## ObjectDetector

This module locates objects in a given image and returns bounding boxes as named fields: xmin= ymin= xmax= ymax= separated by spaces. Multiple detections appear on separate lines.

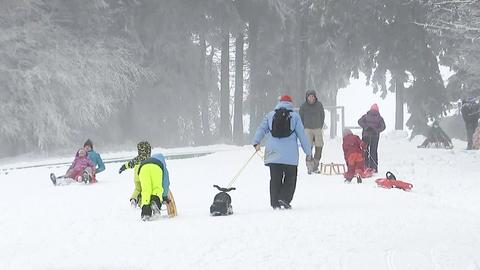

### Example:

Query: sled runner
xmin=165 ymin=190 xmax=177 ymax=218
xmin=375 ymin=171 xmax=413 ymax=191
xmin=319 ymin=163 xmax=346 ymax=175
xmin=210 ymin=185 xmax=235 ymax=216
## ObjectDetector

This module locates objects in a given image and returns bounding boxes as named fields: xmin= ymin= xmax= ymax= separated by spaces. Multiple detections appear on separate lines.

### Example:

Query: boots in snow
xmin=278 ymin=200 xmax=292 ymax=209
xmin=50 ymin=173 xmax=57 ymax=186
xmin=82 ymin=171 xmax=91 ymax=184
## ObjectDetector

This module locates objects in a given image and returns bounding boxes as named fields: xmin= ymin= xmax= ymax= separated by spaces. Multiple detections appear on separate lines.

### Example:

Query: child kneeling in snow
xmin=50 ymin=148 xmax=96 ymax=185
xmin=342 ymin=128 xmax=366 ymax=183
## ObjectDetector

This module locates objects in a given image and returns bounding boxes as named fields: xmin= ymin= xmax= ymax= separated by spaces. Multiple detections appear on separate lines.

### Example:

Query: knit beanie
xmin=279 ymin=95 xmax=293 ymax=102
xmin=84 ymin=139 xmax=93 ymax=149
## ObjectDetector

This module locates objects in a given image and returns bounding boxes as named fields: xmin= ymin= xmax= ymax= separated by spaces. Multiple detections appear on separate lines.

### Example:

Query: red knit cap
xmin=370 ymin=103 xmax=379 ymax=112
xmin=279 ymin=95 xmax=293 ymax=102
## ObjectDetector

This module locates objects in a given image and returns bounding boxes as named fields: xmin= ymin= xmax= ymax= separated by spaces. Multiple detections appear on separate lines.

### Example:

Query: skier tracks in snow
xmin=385 ymin=249 xmax=398 ymax=270
xmin=0 ymin=150 xmax=216 ymax=174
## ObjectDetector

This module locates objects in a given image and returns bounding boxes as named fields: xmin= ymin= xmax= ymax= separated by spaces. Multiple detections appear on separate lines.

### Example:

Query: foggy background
xmin=1 ymin=0 xmax=478 ymax=158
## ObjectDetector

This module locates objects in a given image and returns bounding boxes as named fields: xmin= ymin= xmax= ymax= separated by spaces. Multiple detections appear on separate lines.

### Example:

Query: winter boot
xmin=313 ymin=159 xmax=320 ymax=173
xmin=278 ymin=200 xmax=292 ymax=209
xmin=356 ymin=175 xmax=362 ymax=184
xmin=50 ymin=173 xmax=57 ymax=186
xmin=82 ymin=171 xmax=91 ymax=184
xmin=151 ymin=195 xmax=162 ymax=216
xmin=141 ymin=204 xmax=152 ymax=221
xmin=313 ymin=147 xmax=322 ymax=171
xmin=344 ymin=178 xmax=352 ymax=184
xmin=306 ymin=159 xmax=315 ymax=174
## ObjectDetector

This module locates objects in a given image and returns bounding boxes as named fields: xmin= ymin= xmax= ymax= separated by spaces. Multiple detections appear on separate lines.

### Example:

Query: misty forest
xmin=1 ymin=0 xmax=478 ymax=157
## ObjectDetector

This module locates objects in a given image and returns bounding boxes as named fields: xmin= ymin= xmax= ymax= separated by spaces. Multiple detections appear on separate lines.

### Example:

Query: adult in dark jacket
xmin=358 ymin=104 xmax=386 ymax=173
xmin=460 ymin=98 xmax=480 ymax=150
xmin=299 ymin=90 xmax=325 ymax=173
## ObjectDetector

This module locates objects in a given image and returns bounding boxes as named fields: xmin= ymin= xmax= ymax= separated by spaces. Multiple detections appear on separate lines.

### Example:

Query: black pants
xmin=466 ymin=125 xmax=476 ymax=150
xmin=269 ymin=164 xmax=298 ymax=208
xmin=362 ymin=135 xmax=379 ymax=172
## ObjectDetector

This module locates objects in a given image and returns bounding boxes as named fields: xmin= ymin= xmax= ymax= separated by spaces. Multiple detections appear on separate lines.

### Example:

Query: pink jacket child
xmin=66 ymin=148 xmax=96 ymax=182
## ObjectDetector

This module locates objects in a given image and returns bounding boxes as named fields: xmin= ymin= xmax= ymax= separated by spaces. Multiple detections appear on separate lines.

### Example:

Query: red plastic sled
xmin=375 ymin=172 xmax=413 ymax=191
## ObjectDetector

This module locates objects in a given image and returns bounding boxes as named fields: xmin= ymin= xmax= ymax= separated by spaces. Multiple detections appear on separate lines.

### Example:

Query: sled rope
xmin=226 ymin=151 xmax=258 ymax=188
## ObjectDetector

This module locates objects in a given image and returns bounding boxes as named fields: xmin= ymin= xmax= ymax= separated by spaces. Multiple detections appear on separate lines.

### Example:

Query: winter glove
xmin=254 ymin=144 xmax=261 ymax=152
xmin=306 ymin=155 xmax=313 ymax=162
xmin=162 ymin=196 xmax=171 ymax=204
xmin=360 ymin=141 xmax=367 ymax=150
xmin=141 ymin=204 xmax=152 ymax=219
xmin=119 ymin=164 xmax=127 ymax=174
xmin=130 ymin=198 xmax=138 ymax=208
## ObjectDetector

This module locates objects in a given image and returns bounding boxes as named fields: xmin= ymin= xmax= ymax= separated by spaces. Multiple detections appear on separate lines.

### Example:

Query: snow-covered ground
xmin=1 ymin=131 xmax=479 ymax=270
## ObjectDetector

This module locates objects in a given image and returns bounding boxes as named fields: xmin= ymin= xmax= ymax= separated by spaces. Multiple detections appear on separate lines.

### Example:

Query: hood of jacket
xmin=305 ymin=90 xmax=317 ymax=103
xmin=274 ymin=101 xmax=295 ymax=110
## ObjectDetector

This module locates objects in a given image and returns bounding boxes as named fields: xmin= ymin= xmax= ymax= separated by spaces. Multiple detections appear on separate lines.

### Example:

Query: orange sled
xmin=375 ymin=172 xmax=413 ymax=191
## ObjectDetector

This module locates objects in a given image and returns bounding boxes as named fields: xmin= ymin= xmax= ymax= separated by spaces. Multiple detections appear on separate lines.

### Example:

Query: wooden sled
xmin=319 ymin=163 xmax=346 ymax=175
xmin=165 ymin=190 xmax=177 ymax=218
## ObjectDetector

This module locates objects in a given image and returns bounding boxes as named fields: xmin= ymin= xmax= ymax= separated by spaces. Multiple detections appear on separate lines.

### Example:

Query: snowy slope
xmin=1 ymin=132 xmax=479 ymax=270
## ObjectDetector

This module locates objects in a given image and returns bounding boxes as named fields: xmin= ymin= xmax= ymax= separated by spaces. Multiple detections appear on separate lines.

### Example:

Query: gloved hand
xmin=130 ymin=198 xmax=138 ymax=208
xmin=162 ymin=196 xmax=171 ymax=204
xmin=119 ymin=164 xmax=127 ymax=174
xmin=306 ymin=155 xmax=313 ymax=162
xmin=253 ymin=144 xmax=261 ymax=152
xmin=141 ymin=204 xmax=152 ymax=219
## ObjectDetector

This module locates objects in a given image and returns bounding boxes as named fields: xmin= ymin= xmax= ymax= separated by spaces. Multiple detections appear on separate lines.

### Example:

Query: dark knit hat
xmin=84 ymin=139 xmax=93 ymax=149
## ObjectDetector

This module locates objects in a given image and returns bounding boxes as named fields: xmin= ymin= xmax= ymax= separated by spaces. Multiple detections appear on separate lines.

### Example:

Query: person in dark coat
xmin=299 ymin=90 xmax=325 ymax=173
xmin=358 ymin=104 xmax=386 ymax=173
xmin=461 ymin=98 xmax=480 ymax=150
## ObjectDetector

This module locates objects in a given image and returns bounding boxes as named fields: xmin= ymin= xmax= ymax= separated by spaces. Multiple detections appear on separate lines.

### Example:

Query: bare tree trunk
xmin=297 ymin=0 xmax=309 ymax=100
xmin=207 ymin=46 xmax=217 ymax=139
xmin=220 ymin=32 xmax=231 ymax=141
xmin=233 ymin=32 xmax=244 ymax=144
xmin=199 ymin=34 xmax=210 ymax=143
xmin=248 ymin=19 xmax=259 ymax=136
xmin=395 ymin=77 xmax=404 ymax=130
xmin=329 ymin=89 xmax=338 ymax=139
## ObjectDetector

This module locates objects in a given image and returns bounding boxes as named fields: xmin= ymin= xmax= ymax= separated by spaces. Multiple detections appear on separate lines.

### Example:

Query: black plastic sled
xmin=210 ymin=185 xmax=235 ymax=216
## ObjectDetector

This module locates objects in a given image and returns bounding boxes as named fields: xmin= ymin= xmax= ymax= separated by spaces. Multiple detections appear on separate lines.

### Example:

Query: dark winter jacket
xmin=461 ymin=102 xmax=480 ymax=129
xmin=358 ymin=110 xmax=386 ymax=137
xmin=299 ymin=90 xmax=325 ymax=129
